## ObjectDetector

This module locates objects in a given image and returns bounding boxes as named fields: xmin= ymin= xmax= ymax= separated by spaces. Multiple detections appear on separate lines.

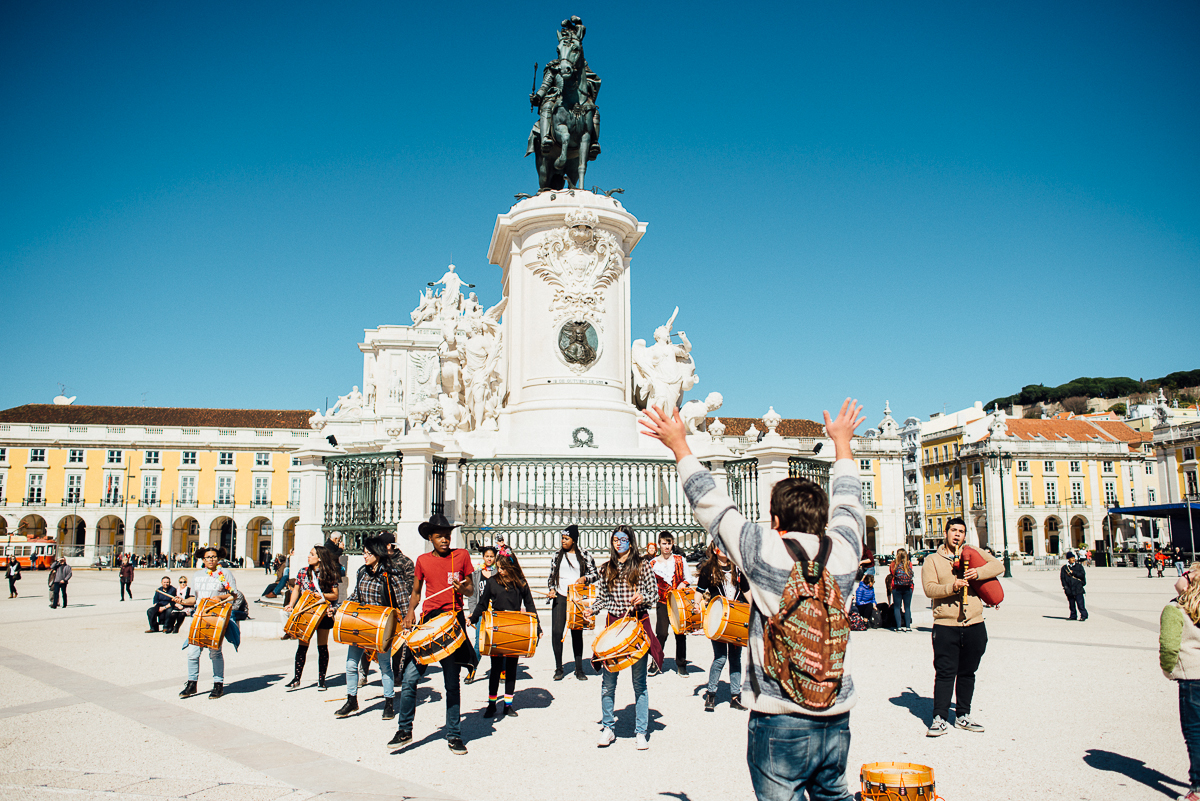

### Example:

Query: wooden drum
xmin=188 ymin=597 xmax=232 ymax=650
xmin=283 ymin=591 xmax=330 ymax=644
xmin=860 ymin=762 xmax=940 ymax=800
xmin=566 ymin=583 xmax=596 ymax=630
xmin=592 ymin=616 xmax=649 ymax=672
xmin=704 ymin=596 xmax=750 ymax=648
xmin=667 ymin=588 xmax=703 ymax=635
xmin=332 ymin=601 xmax=396 ymax=654
xmin=404 ymin=612 xmax=465 ymax=665
xmin=480 ymin=609 xmax=539 ymax=658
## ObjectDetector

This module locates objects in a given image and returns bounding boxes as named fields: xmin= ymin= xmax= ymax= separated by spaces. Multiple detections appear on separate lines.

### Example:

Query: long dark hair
xmin=494 ymin=552 xmax=528 ymax=591
xmin=696 ymin=541 xmax=734 ymax=588
xmin=601 ymin=525 xmax=643 ymax=592
xmin=313 ymin=545 xmax=340 ymax=593
xmin=550 ymin=531 xmax=587 ymax=588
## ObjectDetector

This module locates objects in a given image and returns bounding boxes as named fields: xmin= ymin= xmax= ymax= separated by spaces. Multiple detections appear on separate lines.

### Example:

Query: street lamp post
xmin=989 ymin=448 xmax=1013 ymax=578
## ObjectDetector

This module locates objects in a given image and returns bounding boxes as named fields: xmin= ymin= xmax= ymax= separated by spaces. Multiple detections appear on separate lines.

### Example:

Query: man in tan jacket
xmin=921 ymin=516 xmax=1003 ymax=737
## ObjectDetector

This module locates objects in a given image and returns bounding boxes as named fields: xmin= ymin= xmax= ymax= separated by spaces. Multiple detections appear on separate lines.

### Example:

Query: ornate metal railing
xmin=788 ymin=456 xmax=831 ymax=493
xmin=725 ymin=458 xmax=760 ymax=521
xmin=431 ymin=457 xmax=447 ymax=516
xmin=323 ymin=451 xmax=403 ymax=553
xmin=459 ymin=457 xmax=705 ymax=554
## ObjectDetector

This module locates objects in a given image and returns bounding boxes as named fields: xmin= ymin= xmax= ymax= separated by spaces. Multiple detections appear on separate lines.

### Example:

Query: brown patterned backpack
xmin=762 ymin=536 xmax=850 ymax=710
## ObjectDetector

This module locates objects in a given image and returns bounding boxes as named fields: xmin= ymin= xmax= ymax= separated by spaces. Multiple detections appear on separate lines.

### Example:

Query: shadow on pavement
xmin=1083 ymin=749 xmax=1185 ymax=797
xmin=224 ymin=673 xmax=284 ymax=694
xmin=612 ymin=703 xmax=664 ymax=735
xmin=659 ymin=793 xmax=696 ymax=801
xmin=888 ymin=687 xmax=930 ymax=722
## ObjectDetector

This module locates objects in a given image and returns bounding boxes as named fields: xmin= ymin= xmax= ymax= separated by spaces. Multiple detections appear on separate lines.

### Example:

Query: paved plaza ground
xmin=0 ymin=561 xmax=1188 ymax=800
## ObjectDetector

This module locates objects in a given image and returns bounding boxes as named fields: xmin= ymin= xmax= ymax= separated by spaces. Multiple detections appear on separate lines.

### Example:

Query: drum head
xmin=667 ymin=592 xmax=683 ymax=628
xmin=594 ymin=617 xmax=637 ymax=653
xmin=704 ymin=597 xmax=727 ymax=639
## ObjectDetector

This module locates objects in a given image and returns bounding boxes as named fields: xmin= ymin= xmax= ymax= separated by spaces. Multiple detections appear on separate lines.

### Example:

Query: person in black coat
xmin=146 ymin=576 xmax=177 ymax=632
xmin=1060 ymin=552 xmax=1087 ymax=621
xmin=469 ymin=550 xmax=541 ymax=719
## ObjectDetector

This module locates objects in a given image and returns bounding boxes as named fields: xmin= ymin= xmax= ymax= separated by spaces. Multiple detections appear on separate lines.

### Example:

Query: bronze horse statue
xmin=526 ymin=18 xmax=601 ymax=191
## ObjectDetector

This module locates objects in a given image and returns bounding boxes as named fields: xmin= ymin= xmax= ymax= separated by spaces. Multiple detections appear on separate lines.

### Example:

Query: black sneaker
xmin=382 ymin=698 xmax=395 ymax=720
xmin=208 ymin=683 xmax=224 ymax=699
xmin=574 ymin=667 xmax=588 ymax=681
xmin=335 ymin=697 xmax=360 ymax=718
xmin=730 ymin=695 xmax=747 ymax=711
xmin=704 ymin=691 xmax=715 ymax=712
xmin=553 ymin=668 xmax=564 ymax=681
xmin=179 ymin=680 xmax=198 ymax=698
xmin=389 ymin=729 xmax=412 ymax=747
xmin=504 ymin=704 xmax=518 ymax=718
xmin=484 ymin=701 xmax=496 ymax=717
xmin=447 ymin=737 xmax=467 ymax=755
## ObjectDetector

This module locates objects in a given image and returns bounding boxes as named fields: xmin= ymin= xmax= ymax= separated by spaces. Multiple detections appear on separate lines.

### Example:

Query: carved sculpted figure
xmin=631 ymin=307 xmax=698 ymax=412
xmin=526 ymin=16 xmax=602 ymax=190
xmin=680 ymin=391 xmax=724 ymax=434
xmin=433 ymin=264 xmax=465 ymax=319
xmin=327 ymin=386 xmax=365 ymax=421
xmin=461 ymin=298 xmax=508 ymax=431
xmin=411 ymin=288 xmax=437 ymax=326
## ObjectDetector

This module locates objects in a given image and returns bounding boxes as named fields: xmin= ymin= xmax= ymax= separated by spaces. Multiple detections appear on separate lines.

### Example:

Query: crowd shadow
xmin=225 ymin=673 xmax=284 ymax=695
xmin=611 ymin=702 xmax=665 ymax=736
xmin=888 ymin=687 xmax=930 ymax=722
xmin=1083 ymin=749 xmax=1185 ymax=797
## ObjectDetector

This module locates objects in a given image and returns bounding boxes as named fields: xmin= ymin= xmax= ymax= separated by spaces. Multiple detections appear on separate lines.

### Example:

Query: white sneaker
xmin=635 ymin=733 xmax=649 ymax=750
xmin=955 ymin=714 xmax=985 ymax=733
xmin=926 ymin=716 xmax=948 ymax=737
xmin=597 ymin=727 xmax=615 ymax=747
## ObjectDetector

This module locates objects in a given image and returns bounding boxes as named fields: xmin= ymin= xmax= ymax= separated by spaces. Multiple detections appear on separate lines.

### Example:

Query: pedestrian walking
xmin=119 ymin=555 xmax=134 ymax=601
xmin=547 ymin=528 xmax=598 ymax=682
xmin=1180 ymin=547 xmax=1188 ymax=578
xmin=49 ymin=557 xmax=73 ymax=608
xmin=1060 ymin=552 xmax=1088 ymax=621
xmin=921 ymin=516 xmax=1003 ymax=737
xmin=6 ymin=559 xmax=21 ymax=598
xmin=1150 ymin=549 xmax=1158 ymax=578
xmin=890 ymin=548 xmax=916 ymax=631
xmin=1160 ymin=563 xmax=1200 ymax=801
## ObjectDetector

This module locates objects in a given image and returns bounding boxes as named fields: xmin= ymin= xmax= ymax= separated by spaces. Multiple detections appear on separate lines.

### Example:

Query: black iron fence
xmin=323 ymin=451 xmax=403 ymax=553
xmin=431 ymin=456 xmax=447 ymax=516
xmin=788 ymin=456 xmax=831 ymax=492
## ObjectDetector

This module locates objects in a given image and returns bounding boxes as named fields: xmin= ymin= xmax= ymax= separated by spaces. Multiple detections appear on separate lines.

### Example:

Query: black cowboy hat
xmin=418 ymin=513 xmax=462 ymax=540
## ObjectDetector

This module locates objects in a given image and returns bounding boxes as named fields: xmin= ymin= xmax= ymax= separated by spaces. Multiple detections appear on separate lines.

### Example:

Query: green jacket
xmin=1160 ymin=601 xmax=1200 ymax=680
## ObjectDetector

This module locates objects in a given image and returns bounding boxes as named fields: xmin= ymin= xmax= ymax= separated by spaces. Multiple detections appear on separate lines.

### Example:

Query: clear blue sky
xmin=3 ymin=1 xmax=1198 ymax=424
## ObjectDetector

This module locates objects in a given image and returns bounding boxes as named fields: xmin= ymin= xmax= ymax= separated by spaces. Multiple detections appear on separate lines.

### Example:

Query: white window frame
xmin=30 ymin=448 xmax=47 ymax=463
xmin=935 ymin=494 xmax=942 ymax=509
xmin=1017 ymin=460 xmax=1029 ymax=473
xmin=1069 ymin=460 xmax=1081 ymax=473
xmin=1104 ymin=480 xmax=1117 ymax=506
xmin=1043 ymin=460 xmax=1055 ymax=473
xmin=253 ymin=475 xmax=270 ymax=505
xmin=144 ymin=450 xmax=160 ymax=465
xmin=106 ymin=449 xmax=122 ymax=465
xmin=973 ymin=483 xmax=983 ymax=507
xmin=68 ymin=449 xmax=85 ymax=464
xmin=1102 ymin=461 xmax=1114 ymax=473
xmin=181 ymin=451 xmax=198 ymax=466
xmin=1070 ymin=481 xmax=1083 ymax=505
xmin=255 ymin=452 xmax=271 ymax=467
xmin=142 ymin=474 xmax=159 ymax=504
xmin=218 ymin=451 xmax=234 ymax=466
xmin=289 ymin=476 xmax=301 ymax=506
xmin=1146 ymin=461 xmax=1154 ymax=475
xmin=179 ymin=475 xmax=197 ymax=504
xmin=103 ymin=473 xmax=122 ymax=504
xmin=925 ymin=495 xmax=931 ymax=510
xmin=1149 ymin=488 xmax=1157 ymax=503
xmin=216 ymin=475 xmax=234 ymax=504
xmin=26 ymin=473 xmax=45 ymax=503
xmin=1185 ymin=446 xmax=1196 ymax=462
xmin=1045 ymin=480 xmax=1058 ymax=505
xmin=1018 ymin=480 xmax=1031 ymax=505
xmin=65 ymin=473 xmax=83 ymax=504
xmin=861 ymin=479 xmax=874 ymax=507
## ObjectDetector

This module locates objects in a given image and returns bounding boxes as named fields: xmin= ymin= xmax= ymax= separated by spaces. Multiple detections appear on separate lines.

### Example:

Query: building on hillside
xmin=0 ymin=403 xmax=315 ymax=566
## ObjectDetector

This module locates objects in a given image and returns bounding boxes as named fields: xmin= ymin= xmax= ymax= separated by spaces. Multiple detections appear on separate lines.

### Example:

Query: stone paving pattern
xmin=0 ymin=563 xmax=1187 ymax=800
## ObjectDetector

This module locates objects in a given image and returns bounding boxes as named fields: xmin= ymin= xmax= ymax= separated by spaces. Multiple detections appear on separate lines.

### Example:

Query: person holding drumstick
xmin=694 ymin=542 xmax=749 ymax=712
xmin=392 ymin=514 xmax=475 ymax=756
xmin=650 ymin=531 xmax=690 ymax=676
xmin=587 ymin=526 xmax=658 ymax=751
xmin=469 ymin=547 xmax=541 ymax=719
xmin=283 ymin=546 xmax=341 ymax=691
xmin=179 ymin=546 xmax=239 ymax=700
xmin=335 ymin=537 xmax=407 ymax=720
xmin=548 ymin=524 xmax=598 ymax=682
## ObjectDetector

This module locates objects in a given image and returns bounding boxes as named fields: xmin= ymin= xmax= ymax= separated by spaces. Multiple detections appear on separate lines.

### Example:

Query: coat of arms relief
xmin=528 ymin=208 xmax=625 ymax=333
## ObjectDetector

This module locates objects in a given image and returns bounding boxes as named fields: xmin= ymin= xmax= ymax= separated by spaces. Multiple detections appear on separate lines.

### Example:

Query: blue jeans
xmin=708 ymin=640 xmax=742 ymax=696
xmin=747 ymin=710 xmax=852 ymax=801
xmin=346 ymin=645 xmax=393 ymax=698
xmin=892 ymin=587 xmax=913 ymax=628
xmin=396 ymin=654 xmax=462 ymax=740
xmin=1181 ymin=680 xmax=1200 ymax=790
xmin=601 ymin=653 xmax=649 ymax=735
xmin=186 ymin=644 xmax=224 ymax=683
xmin=1178 ymin=561 xmax=1187 ymax=577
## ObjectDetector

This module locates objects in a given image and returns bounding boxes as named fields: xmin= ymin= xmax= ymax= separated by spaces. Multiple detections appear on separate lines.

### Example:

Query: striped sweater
xmin=680 ymin=455 xmax=864 ymax=716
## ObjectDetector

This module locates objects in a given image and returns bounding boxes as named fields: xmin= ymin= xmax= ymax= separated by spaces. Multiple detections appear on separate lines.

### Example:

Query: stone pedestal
xmin=487 ymin=190 xmax=647 ymax=456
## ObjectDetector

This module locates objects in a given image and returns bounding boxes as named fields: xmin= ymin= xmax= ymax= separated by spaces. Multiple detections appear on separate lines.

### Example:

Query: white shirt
xmin=192 ymin=568 xmax=238 ymax=601
xmin=555 ymin=552 xmax=582 ymax=596
xmin=651 ymin=555 xmax=680 ymax=586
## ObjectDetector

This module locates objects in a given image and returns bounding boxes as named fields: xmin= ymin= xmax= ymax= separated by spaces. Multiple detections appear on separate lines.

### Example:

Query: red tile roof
xmin=706 ymin=417 xmax=825 ymax=437
xmin=1001 ymin=418 xmax=1144 ymax=450
xmin=0 ymin=405 xmax=314 ymax=430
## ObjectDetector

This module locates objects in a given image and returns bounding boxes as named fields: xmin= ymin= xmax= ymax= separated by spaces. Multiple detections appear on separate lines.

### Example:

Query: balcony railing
xmin=250 ymin=499 xmax=272 ymax=508
xmin=176 ymin=499 xmax=198 ymax=508
xmin=138 ymin=499 xmax=161 ymax=507
xmin=100 ymin=497 xmax=124 ymax=507
xmin=213 ymin=499 xmax=234 ymax=508
xmin=287 ymin=500 xmax=300 ymax=510
xmin=23 ymin=496 xmax=45 ymax=507
xmin=61 ymin=498 xmax=83 ymax=506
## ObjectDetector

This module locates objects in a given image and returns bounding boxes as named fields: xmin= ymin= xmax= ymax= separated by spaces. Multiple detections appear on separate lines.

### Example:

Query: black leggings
xmin=932 ymin=622 xmax=988 ymax=720
xmin=488 ymin=655 xmax=518 ymax=701
xmin=550 ymin=596 xmax=585 ymax=670
xmin=654 ymin=601 xmax=687 ymax=664
xmin=120 ymin=580 xmax=132 ymax=600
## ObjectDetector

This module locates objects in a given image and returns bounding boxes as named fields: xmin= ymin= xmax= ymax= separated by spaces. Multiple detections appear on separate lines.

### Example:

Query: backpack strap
xmin=778 ymin=536 xmax=835 ymax=619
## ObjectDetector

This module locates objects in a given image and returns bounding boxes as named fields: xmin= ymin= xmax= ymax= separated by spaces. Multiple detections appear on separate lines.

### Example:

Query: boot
xmin=335 ymin=697 xmax=359 ymax=718
xmin=316 ymin=645 xmax=329 ymax=691
xmin=504 ymin=703 xmax=519 ymax=718
xmin=484 ymin=701 xmax=496 ymax=717
xmin=208 ymin=683 xmax=224 ymax=699
xmin=730 ymin=694 xmax=747 ymax=711
xmin=286 ymin=646 xmax=307 ymax=689
xmin=179 ymin=680 xmax=198 ymax=698
xmin=574 ymin=662 xmax=588 ymax=681
xmin=382 ymin=698 xmax=396 ymax=720
xmin=704 ymin=691 xmax=715 ymax=712
xmin=677 ymin=660 xmax=688 ymax=676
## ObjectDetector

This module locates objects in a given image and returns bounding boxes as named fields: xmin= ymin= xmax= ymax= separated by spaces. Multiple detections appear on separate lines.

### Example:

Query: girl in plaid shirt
xmin=588 ymin=526 xmax=658 ymax=750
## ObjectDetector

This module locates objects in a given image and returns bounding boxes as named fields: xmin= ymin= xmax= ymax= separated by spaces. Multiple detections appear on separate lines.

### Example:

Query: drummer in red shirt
xmin=391 ymin=514 xmax=476 ymax=756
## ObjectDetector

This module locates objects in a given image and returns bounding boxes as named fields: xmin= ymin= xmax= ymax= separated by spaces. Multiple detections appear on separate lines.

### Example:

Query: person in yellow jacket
xmin=1161 ymin=563 xmax=1200 ymax=801
xmin=921 ymin=516 xmax=1003 ymax=738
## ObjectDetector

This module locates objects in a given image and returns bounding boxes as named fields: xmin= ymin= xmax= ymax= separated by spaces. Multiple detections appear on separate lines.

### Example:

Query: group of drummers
xmin=177 ymin=513 xmax=751 ymax=755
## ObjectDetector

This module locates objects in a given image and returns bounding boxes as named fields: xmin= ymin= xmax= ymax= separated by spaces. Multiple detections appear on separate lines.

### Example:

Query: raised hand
xmin=639 ymin=405 xmax=691 ymax=460
xmin=823 ymin=398 xmax=865 ymax=461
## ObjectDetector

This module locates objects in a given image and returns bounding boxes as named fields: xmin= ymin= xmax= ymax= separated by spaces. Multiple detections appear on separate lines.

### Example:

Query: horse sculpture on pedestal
xmin=527 ymin=16 xmax=601 ymax=192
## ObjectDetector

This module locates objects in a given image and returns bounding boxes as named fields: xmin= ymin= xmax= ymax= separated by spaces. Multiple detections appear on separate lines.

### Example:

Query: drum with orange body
xmin=188 ymin=597 xmax=233 ymax=650
xmin=403 ymin=612 xmax=466 ymax=665
xmin=667 ymin=587 xmax=703 ymax=635
xmin=566 ymin=583 xmax=596 ymax=630
xmin=859 ymin=762 xmax=941 ymax=800
xmin=283 ymin=590 xmax=330 ymax=644
xmin=332 ymin=601 xmax=396 ymax=654
xmin=704 ymin=596 xmax=750 ymax=648
xmin=480 ymin=609 xmax=539 ymax=658
xmin=592 ymin=616 xmax=650 ymax=672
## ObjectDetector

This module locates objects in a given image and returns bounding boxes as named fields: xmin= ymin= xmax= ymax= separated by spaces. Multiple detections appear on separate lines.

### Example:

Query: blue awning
xmin=1108 ymin=501 xmax=1200 ymax=518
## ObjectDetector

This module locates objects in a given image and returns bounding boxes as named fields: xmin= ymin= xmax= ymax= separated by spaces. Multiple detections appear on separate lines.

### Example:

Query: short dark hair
xmin=481 ymin=545 xmax=497 ymax=557
xmin=946 ymin=516 xmax=967 ymax=531
xmin=657 ymin=531 xmax=674 ymax=544
xmin=770 ymin=478 xmax=828 ymax=535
